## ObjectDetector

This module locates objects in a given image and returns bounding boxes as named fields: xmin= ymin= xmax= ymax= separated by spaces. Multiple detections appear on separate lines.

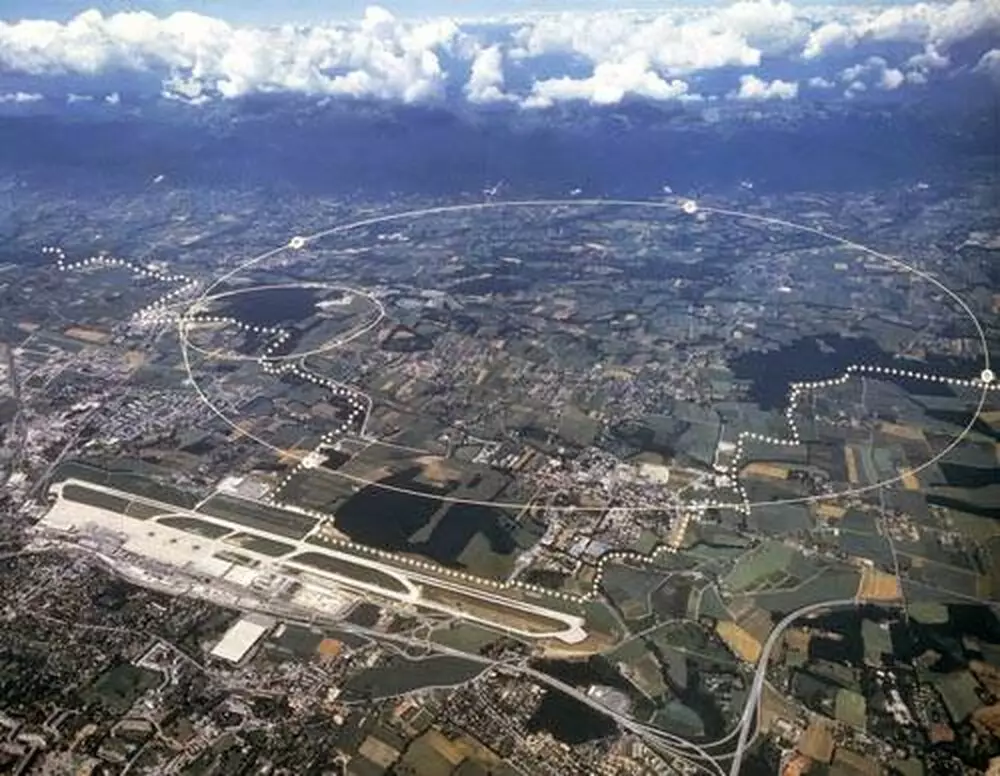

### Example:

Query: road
xmin=178 ymin=197 xmax=995 ymax=518
xmin=0 ymin=342 xmax=24 ymax=490
xmin=33 ymin=533 xmax=902 ymax=774
xmin=38 ymin=539 xmax=930 ymax=775
xmin=24 ymin=400 xmax=109 ymax=502
xmin=42 ymin=479 xmax=589 ymax=643
xmin=278 ymin=602 xmax=730 ymax=775
xmin=50 ymin=543 xmax=725 ymax=775
xmin=726 ymin=597 xmax=897 ymax=776
xmin=18 ymin=324 xmax=162 ymax=504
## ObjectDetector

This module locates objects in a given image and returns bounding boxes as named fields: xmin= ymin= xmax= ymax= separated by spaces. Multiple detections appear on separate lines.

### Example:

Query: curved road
xmin=52 ymin=539 xmax=897 ymax=773
xmin=60 ymin=543 xmax=927 ymax=775
xmin=726 ymin=598 xmax=900 ymax=775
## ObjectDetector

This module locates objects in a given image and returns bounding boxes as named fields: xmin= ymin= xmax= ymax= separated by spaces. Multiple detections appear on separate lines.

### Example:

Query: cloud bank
xmin=733 ymin=74 xmax=799 ymax=100
xmin=0 ymin=2 xmax=997 ymax=109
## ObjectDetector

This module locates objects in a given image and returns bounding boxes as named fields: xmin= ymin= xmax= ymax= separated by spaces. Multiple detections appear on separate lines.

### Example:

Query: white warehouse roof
xmin=210 ymin=616 xmax=273 ymax=663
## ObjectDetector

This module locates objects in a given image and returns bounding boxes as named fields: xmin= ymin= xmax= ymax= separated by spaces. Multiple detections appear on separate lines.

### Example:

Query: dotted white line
xmin=45 ymin=245 xmax=199 ymax=326
xmin=181 ymin=282 xmax=385 ymax=364
xmin=178 ymin=204 xmax=993 ymax=516
xmin=144 ymin=200 xmax=999 ymax=602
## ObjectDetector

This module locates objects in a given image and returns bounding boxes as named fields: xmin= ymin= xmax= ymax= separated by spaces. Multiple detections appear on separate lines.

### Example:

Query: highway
xmin=35 ymin=531 xmax=925 ymax=775
xmin=255 ymin=582 xmax=851 ymax=776
xmin=725 ymin=598 xmax=899 ymax=776
xmin=48 ymin=197 xmax=996 ymax=770
xmin=39 ymin=538 xmax=727 ymax=775
xmin=37 ymin=484 xmax=910 ymax=773
xmin=0 ymin=343 xmax=23 ymax=490
xmin=232 ymin=593 xmax=734 ymax=776
xmin=40 ymin=479 xmax=590 ymax=643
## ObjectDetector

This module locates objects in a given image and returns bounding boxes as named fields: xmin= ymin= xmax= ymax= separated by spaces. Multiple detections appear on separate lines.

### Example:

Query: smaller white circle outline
xmin=178 ymin=198 xmax=992 ymax=514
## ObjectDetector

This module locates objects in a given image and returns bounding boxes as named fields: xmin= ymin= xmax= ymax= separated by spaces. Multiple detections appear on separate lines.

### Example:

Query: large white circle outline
xmin=178 ymin=198 xmax=992 ymax=514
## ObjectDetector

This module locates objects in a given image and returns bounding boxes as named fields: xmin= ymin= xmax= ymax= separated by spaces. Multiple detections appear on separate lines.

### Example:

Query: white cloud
xmin=105 ymin=92 xmax=120 ymax=104
xmin=731 ymin=73 xmax=798 ymax=100
xmin=713 ymin=0 xmax=804 ymax=52
xmin=526 ymin=53 xmax=693 ymax=107
xmin=837 ymin=52 xmax=926 ymax=92
xmin=465 ymin=44 xmax=509 ymax=104
xmin=840 ymin=55 xmax=910 ymax=90
xmin=806 ymin=76 xmax=834 ymax=89
xmin=974 ymin=48 xmax=1000 ymax=80
xmin=802 ymin=21 xmax=856 ymax=59
xmin=801 ymin=0 xmax=1000 ymax=59
xmin=0 ymin=2 xmax=995 ymax=109
xmin=0 ymin=91 xmax=43 ymax=103
xmin=906 ymin=43 xmax=949 ymax=72
xmin=0 ymin=6 xmax=460 ymax=103
xmin=841 ymin=56 xmax=885 ymax=83
xmin=510 ymin=9 xmax=761 ymax=75
xmin=0 ymin=10 xmax=233 ymax=76
xmin=67 ymin=93 xmax=93 ymax=103
xmin=867 ymin=1 xmax=1000 ymax=47
xmin=878 ymin=67 xmax=905 ymax=90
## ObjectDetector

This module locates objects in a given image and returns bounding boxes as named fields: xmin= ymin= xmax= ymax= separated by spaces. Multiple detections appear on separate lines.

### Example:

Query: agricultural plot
xmin=600 ymin=563 xmax=668 ymax=622
xmin=746 ymin=566 xmax=862 ymax=615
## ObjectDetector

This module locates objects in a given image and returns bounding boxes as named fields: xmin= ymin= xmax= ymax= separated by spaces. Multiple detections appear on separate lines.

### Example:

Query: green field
xmin=745 ymin=566 xmax=861 ymax=614
xmin=582 ymin=599 xmax=626 ymax=640
xmin=646 ymin=621 xmax=737 ymax=668
xmin=934 ymin=670 xmax=982 ymax=723
xmin=86 ymin=663 xmax=163 ymax=714
xmin=907 ymin=600 xmax=949 ymax=624
xmin=273 ymin=466 xmax=356 ymax=513
xmin=430 ymin=622 xmax=511 ymax=652
xmin=62 ymin=482 xmax=131 ymax=513
xmin=225 ymin=533 xmax=296 ymax=557
xmin=287 ymin=551 xmax=409 ymax=593
xmin=723 ymin=541 xmax=798 ymax=593
xmin=197 ymin=492 xmax=318 ymax=539
xmin=601 ymin=563 xmax=666 ymax=621
xmin=124 ymin=500 xmax=169 ymax=520
xmin=61 ymin=482 xmax=194 ymax=527
xmin=158 ymin=515 xmax=233 ymax=539
xmin=650 ymin=700 xmax=706 ymax=738
xmin=835 ymin=688 xmax=867 ymax=729
xmin=51 ymin=461 xmax=198 ymax=508
xmin=343 ymin=655 xmax=484 ymax=699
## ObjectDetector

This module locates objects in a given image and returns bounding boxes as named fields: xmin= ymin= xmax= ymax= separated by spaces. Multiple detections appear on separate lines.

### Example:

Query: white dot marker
xmin=289 ymin=236 xmax=307 ymax=250
xmin=681 ymin=199 xmax=699 ymax=215
xmin=982 ymin=368 xmax=995 ymax=384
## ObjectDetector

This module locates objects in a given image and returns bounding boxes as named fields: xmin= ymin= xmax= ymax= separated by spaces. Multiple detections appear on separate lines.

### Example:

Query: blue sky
xmin=0 ymin=0 xmax=659 ymax=23
xmin=0 ymin=0 xmax=917 ymax=24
